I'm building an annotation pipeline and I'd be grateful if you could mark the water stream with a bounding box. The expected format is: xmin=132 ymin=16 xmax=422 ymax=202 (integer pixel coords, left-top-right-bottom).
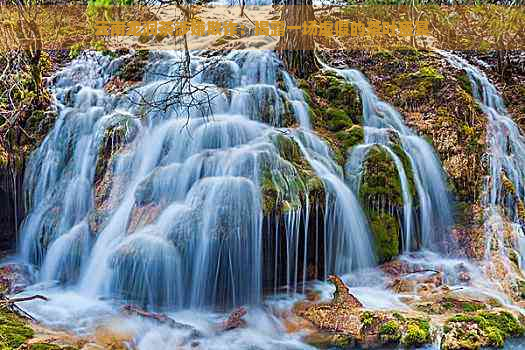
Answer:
xmin=441 ymin=51 xmax=525 ymax=266
xmin=5 ymin=49 xmax=525 ymax=349
xmin=325 ymin=66 xmax=454 ymax=253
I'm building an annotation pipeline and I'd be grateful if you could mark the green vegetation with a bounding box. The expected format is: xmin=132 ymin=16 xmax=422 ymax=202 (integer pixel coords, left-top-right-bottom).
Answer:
xmin=379 ymin=320 xmax=402 ymax=343
xmin=401 ymin=318 xmax=431 ymax=347
xmin=259 ymin=133 xmax=324 ymax=215
xmin=443 ymin=311 xmax=524 ymax=349
xmin=0 ymin=309 xmax=34 ymax=350
xmin=358 ymin=146 xmax=416 ymax=262
xmin=360 ymin=311 xmax=375 ymax=328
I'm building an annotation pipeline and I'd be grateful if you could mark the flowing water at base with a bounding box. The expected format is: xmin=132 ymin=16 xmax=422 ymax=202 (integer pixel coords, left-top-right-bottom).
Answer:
xmin=11 ymin=254 xmax=525 ymax=350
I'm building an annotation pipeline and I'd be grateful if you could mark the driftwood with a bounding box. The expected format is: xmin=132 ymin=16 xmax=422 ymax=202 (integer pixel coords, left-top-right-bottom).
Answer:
xmin=122 ymin=304 xmax=248 ymax=333
xmin=0 ymin=294 xmax=49 ymax=305
xmin=121 ymin=304 xmax=195 ymax=331
xmin=0 ymin=293 xmax=50 ymax=321
xmin=217 ymin=307 xmax=247 ymax=332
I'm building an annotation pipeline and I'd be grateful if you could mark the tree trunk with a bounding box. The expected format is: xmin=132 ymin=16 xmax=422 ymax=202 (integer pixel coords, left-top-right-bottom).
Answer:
xmin=277 ymin=0 xmax=318 ymax=78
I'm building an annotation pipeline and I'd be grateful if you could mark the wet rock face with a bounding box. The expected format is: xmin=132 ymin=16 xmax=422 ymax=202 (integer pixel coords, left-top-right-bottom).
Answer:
xmin=338 ymin=50 xmax=487 ymax=205
xmin=0 ymin=187 xmax=15 ymax=252
xmin=0 ymin=168 xmax=24 ymax=253
xmin=0 ymin=263 xmax=33 ymax=294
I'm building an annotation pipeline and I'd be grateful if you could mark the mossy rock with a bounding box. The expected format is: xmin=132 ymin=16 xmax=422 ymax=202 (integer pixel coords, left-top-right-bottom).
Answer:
xmin=28 ymin=344 xmax=65 ymax=350
xmin=359 ymin=145 xmax=412 ymax=208
xmin=335 ymin=125 xmax=364 ymax=150
xmin=442 ymin=311 xmax=525 ymax=350
xmin=117 ymin=50 xmax=149 ymax=82
xmin=310 ymin=72 xmax=362 ymax=126
xmin=401 ymin=318 xmax=431 ymax=348
xmin=325 ymin=108 xmax=353 ymax=132
xmin=379 ymin=320 xmax=401 ymax=344
xmin=95 ymin=114 xmax=139 ymax=184
xmin=303 ymin=332 xmax=354 ymax=349
xmin=358 ymin=145 xmax=418 ymax=262
xmin=367 ymin=211 xmax=400 ymax=264
xmin=259 ymin=135 xmax=325 ymax=215
xmin=0 ymin=309 xmax=34 ymax=350
xmin=391 ymin=65 xmax=445 ymax=106
xmin=457 ymin=72 xmax=473 ymax=95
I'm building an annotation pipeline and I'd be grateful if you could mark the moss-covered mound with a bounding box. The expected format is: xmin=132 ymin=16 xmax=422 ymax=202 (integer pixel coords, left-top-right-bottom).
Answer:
xmin=442 ymin=310 xmax=525 ymax=349
xmin=359 ymin=145 xmax=416 ymax=262
xmin=298 ymin=72 xmax=363 ymax=165
xmin=261 ymin=133 xmax=325 ymax=215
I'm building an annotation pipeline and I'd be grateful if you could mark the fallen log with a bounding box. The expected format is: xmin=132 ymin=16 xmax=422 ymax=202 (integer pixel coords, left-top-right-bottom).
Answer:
xmin=121 ymin=304 xmax=195 ymax=331
xmin=0 ymin=294 xmax=49 ymax=305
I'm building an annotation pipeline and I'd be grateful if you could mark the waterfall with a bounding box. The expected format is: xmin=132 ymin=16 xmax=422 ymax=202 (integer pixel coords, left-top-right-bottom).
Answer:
xmin=282 ymin=72 xmax=376 ymax=275
xmin=18 ymin=50 xmax=375 ymax=309
xmin=440 ymin=51 xmax=525 ymax=263
xmin=324 ymin=66 xmax=454 ymax=252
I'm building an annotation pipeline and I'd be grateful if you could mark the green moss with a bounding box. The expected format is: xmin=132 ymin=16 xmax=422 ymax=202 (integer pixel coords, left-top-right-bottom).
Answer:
xmin=335 ymin=125 xmax=364 ymax=151
xmin=379 ymin=320 xmax=401 ymax=343
xmin=326 ymin=108 xmax=352 ymax=132
xmin=271 ymin=133 xmax=303 ymax=165
xmin=457 ymin=73 xmax=473 ymax=95
xmin=358 ymin=145 xmax=415 ymax=262
xmin=260 ymin=134 xmax=325 ymax=215
xmin=393 ymin=312 xmax=405 ymax=321
xmin=360 ymin=146 xmax=404 ymax=206
xmin=0 ymin=309 xmax=34 ymax=350
xmin=390 ymin=65 xmax=445 ymax=106
xmin=368 ymin=211 xmax=399 ymax=263
xmin=311 ymin=72 xmax=362 ymax=125
xmin=29 ymin=344 xmax=63 ymax=350
xmin=485 ymin=326 xmax=505 ymax=347
xmin=461 ymin=302 xmax=485 ymax=313
xmin=445 ymin=311 xmax=524 ymax=349
xmin=360 ymin=311 xmax=375 ymax=328
xmin=401 ymin=319 xmax=430 ymax=347
xmin=416 ymin=66 xmax=445 ymax=81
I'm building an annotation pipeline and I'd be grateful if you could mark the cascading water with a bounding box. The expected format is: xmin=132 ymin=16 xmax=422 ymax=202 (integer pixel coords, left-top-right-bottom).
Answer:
xmin=18 ymin=49 xmax=376 ymax=311
xmin=282 ymin=72 xmax=376 ymax=275
xmin=325 ymin=66 xmax=454 ymax=253
xmin=440 ymin=51 xmax=525 ymax=215
xmin=440 ymin=51 xmax=525 ymax=267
